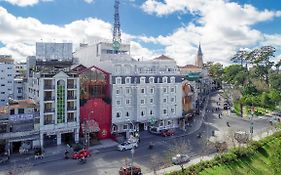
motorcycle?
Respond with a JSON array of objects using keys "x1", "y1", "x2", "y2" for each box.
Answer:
[
  {"x1": 79, "y1": 157, "x2": 87, "y2": 164},
  {"x1": 226, "y1": 122, "x2": 230, "y2": 127}
]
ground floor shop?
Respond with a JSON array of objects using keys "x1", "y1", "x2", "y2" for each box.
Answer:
[{"x1": 40, "y1": 128, "x2": 79, "y2": 148}]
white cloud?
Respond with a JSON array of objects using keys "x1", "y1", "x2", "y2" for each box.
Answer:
[
  {"x1": 139, "y1": 0, "x2": 281, "y2": 66},
  {"x1": 83, "y1": 0, "x2": 94, "y2": 4},
  {"x1": 4, "y1": 0, "x2": 52, "y2": 7},
  {"x1": 0, "y1": 6, "x2": 155, "y2": 62}
]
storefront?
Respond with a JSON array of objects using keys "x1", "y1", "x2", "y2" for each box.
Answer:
[{"x1": 41, "y1": 128, "x2": 78, "y2": 147}]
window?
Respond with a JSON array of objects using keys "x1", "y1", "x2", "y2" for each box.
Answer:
[
  {"x1": 162, "y1": 77, "x2": 168, "y2": 83},
  {"x1": 141, "y1": 111, "x2": 145, "y2": 117},
  {"x1": 141, "y1": 88, "x2": 145, "y2": 94},
  {"x1": 7, "y1": 81, "x2": 12, "y2": 83},
  {"x1": 171, "y1": 87, "x2": 175, "y2": 93},
  {"x1": 1, "y1": 84, "x2": 5, "y2": 87},
  {"x1": 140, "y1": 77, "x2": 146, "y2": 84},
  {"x1": 125, "y1": 77, "x2": 131, "y2": 84},
  {"x1": 171, "y1": 108, "x2": 175, "y2": 114},
  {"x1": 167, "y1": 120, "x2": 172, "y2": 126},
  {"x1": 171, "y1": 97, "x2": 175, "y2": 103},
  {"x1": 116, "y1": 100, "x2": 121, "y2": 105},
  {"x1": 18, "y1": 89, "x2": 22, "y2": 93},
  {"x1": 163, "y1": 98, "x2": 167, "y2": 103},
  {"x1": 10, "y1": 109, "x2": 15, "y2": 115},
  {"x1": 150, "y1": 110, "x2": 153, "y2": 115},
  {"x1": 126, "y1": 88, "x2": 131, "y2": 94},
  {"x1": 44, "y1": 115, "x2": 53, "y2": 125},
  {"x1": 123, "y1": 124, "x2": 128, "y2": 130},
  {"x1": 18, "y1": 108, "x2": 24, "y2": 114},
  {"x1": 116, "y1": 77, "x2": 122, "y2": 84},
  {"x1": 163, "y1": 109, "x2": 167, "y2": 115},
  {"x1": 7, "y1": 74, "x2": 12, "y2": 77},
  {"x1": 0, "y1": 92, "x2": 4, "y2": 94},
  {"x1": 150, "y1": 88, "x2": 154, "y2": 94},
  {"x1": 116, "y1": 112, "x2": 121, "y2": 118},
  {"x1": 67, "y1": 113, "x2": 75, "y2": 122},
  {"x1": 125, "y1": 99, "x2": 130, "y2": 105},
  {"x1": 163, "y1": 87, "x2": 167, "y2": 93},
  {"x1": 150, "y1": 98, "x2": 154, "y2": 104},
  {"x1": 126, "y1": 112, "x2": 130, "y2": 117},
  {"x1": 116, "y1": 89, "x2": 120, "y2": 95},
  {"x1": 170, "y1": 77, "x2": 175, "y2": 83},
  {"x1": 149, "y1": 77, "x2": 154, "y2": 83},
  {"x1": 140, "y1": 99, "x2": 145, "y2": 105}
]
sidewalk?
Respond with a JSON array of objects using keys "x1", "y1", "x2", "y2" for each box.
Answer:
[{"x1": 3, "y1": 139, "x2": 119, "y2": 167}]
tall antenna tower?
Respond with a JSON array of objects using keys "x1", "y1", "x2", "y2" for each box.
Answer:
[{"x1": 112, "y1": 0, "x2": 121, "y2": 51}]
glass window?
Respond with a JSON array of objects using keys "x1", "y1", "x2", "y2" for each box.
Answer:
[
  {"x1": 57, "y1": 80, "x2": 65, "y2": 124},
  {"x1": 116, "y1": 89, "x2": 120, "y2": 95},
  {"x1": 116, "y1": 100, "x2": 121, "y2": 105},
  {"x1": 163, "y1": 98, "x2": 167, "y2": 103},
  {"x1": 141, "y1": 88, "x2": 145, "y2": 94},
  {"x1": 171, "y1": 97, "x2": 175, "y2": 103},
  {"x1": 125, "y1": 77, "x2": 131, "y2": 84},
  {"x1": 44, "y1": 115, "x2": 53, "y2": 125},
  {"x1": 150, "y1": 98, "x2": 154, "y2": 104},
  {"x1": 163, "y1": 109, "x2": 167, "y2": 115},
  {"x1": 150, "y1": 88, "x2": 154, "y2": 94},
  {"x1": 170, "y1": 77, "x2": 175, "y2": 83},
  {"x1": 150, "y1": 110, "x2": 153, "y2": 115},
  {"x1": 162, "y1": 77, "x2": 168, "y2": 83},
  {"x1": 123, "y1": 125, "x2": 128, "y2": 130},
  {"x1": 125, "y1": 99, "x2": 130, "y2": 105},
  {"x1": 67, "y1": 113, "x2": 75, "y2": 122},
  {"x1": 140, "y1": 99, "x2": 145, "y2": 105},
  {"x1": 171, "y1": 108, "x2": 175, "y2": 114},
  {"x1": 149, "y1": 77, "x2": 154, "y2": 83},
  {"x1": 18, "y1": 108, "x2": 24, "y2": 114},
  {"x1": 163, "y1": 87, "x2": 167, "y2": 93},
  {"x1": 126, "y1": 112, "x2": 130, "y2": 117},
  {"x1": 141, "y1": 111, "x2": 145, "y2": 117},
  {"x1": 140, "y1": 77, "x2": 146, "y2": 84},
  {"x1": 171, "y1": 87, "x2": 175, "y2": 93},
  {"x1": 116, "y1": 112, "x2": 120, "y2": 118},
  {"x1": 126, "y1": 88, "x2": 131, "y2": 94},
  {"x1": 116, "y1": 77, "x2": 122, "y2": 84}
]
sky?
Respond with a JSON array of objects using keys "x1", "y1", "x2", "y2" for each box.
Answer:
[{"x1": 0, "y1": 0, "x2": 280, "y2": 66}]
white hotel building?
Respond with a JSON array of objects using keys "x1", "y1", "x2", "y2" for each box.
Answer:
[
  {"x1": 27, "y1": 43, "x2": 80, "y2": 147},
  {"x1": 74, "y1": 42, "x2": 183, "y2": 136}
]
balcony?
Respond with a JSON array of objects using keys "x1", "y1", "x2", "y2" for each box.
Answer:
[
  {"x1": 44, "y1": 96, "x2": 55, "y2": 101},
  {"x1": 44, "y1": 85, "x2": 55, "y2": 90},
  {"x1": 67, "y1": 96, "x2": 77, "y2": 100},
  {"x1": 67, "y1": 107, "x2": 77, "y2": 111},
  {"x1": 44, "y1": 120, "x2": 55, "y2": 125},
  {"x1": 44, "y1": 108, "x2": 55, "y2": 113},
  {"x1": 67, "y1": 84, "x2": 77, "y2": 89}
]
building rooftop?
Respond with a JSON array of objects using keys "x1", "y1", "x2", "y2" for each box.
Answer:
[
  {"x1": 8, "y1": 99, "x2": 37, "y2": 110},
  {"x1": 153, "y1": 55, "x2": 174, "y2": 61}
]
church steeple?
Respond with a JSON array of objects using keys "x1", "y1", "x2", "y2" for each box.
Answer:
[{"x1": 195, "y1": 43, "x2": 203, "y2": 68}]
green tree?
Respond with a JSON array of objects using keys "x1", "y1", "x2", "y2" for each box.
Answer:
[
  {"x1": 268, "y1": 89, "x2": 281, "y2": 106},
  {"x1": 269, "y1": 73, "x2": 281, "y2": 91},
  {"x1": 270, "y1": 140, "x2": 281, "y2": 175},
  {"x1": 223, "y1": 65, "x2": 246, "y2": 85}
]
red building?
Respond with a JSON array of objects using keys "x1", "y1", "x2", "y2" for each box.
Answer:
[{"x1": 73, "y1": 65, "x2": 111, "y2": 140}]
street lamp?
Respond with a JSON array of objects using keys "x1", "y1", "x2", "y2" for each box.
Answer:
[
  {"x1": 131, "y1": 147, "x2": 135, "y2": 175},
  {"x1": 85, "y1": 110, "x2": 94, "y2": 147}
]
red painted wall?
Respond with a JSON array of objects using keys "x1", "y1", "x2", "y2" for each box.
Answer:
[{"x1": 80, "y1": 98, "x2": 112, "y2": 139}]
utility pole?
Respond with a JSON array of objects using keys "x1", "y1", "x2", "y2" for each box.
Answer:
[{"x1": 131, "y1": 148, "x2": 135, "y2": 175}]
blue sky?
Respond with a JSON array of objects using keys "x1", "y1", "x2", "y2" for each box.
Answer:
[{"x1": 0, "y1": 0, "x2": 280, "y2": 65}]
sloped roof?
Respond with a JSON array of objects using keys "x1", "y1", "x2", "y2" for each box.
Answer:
[{"x1": 153, "y1": 55, "x2": 174, "y2": 61}]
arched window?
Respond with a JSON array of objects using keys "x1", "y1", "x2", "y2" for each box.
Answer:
[{"x1": 56, "y1": 80, "x2": 65, "y2": 123}]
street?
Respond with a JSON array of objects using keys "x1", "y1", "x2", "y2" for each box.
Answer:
[{"x1": 0, "y1": 92, "x2": 273, "y2": 175}]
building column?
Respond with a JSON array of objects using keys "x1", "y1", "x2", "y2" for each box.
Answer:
[
  {"x1": 74, "y1": 129, "x2": 79, "y2": 143},
  {"x1": 40, "y1": 133, "x2": 44, "y2": 149},
  {"x1": 57, "y1": 133, "x2": 61, "y2": 145}
]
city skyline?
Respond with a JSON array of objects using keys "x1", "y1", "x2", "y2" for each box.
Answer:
[{"x1": 0, "y1": 0, "x2": 280, "y2": 65}]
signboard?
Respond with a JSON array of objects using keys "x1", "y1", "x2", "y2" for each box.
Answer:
[
  {"x1": 9, "y1": 113, "x2": 34, "y2": 122},
  {"x1": 46, "y1": 129, "x2": 74, "y2": 136},
  {"x1": 81, "y1": 120, "x2": 100, "y2": 133}
]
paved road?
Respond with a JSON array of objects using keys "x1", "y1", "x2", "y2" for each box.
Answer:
[{"x1": 0, "y1": 92, "x2": 273, "y2": 175}]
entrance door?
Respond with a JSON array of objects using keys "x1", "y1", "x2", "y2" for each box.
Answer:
[
  {"x1": 139, "y1": 123, "x2": 145, "y2": 131},
  {"x1": 61, "y1": 133, "x2": 74, "y2": 145}
]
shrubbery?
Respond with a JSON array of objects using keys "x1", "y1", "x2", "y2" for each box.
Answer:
[{"x1": 167, "y1": 130, "x2": 281, "y2": 175}]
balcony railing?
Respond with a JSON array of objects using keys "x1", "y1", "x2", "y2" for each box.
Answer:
[
  {"x1": 44, "y1": 120, "x2": 55, "y2": 125},
  {"x1": 67, "y1": 96, "x2": 77, "y2": 100},
  {"x1": 44, "y1": 85, "x2": 55, "y2": 90},
  {"x1": 67, "y1": 107, "x2": 77, "y2": 111},
  {"x1": 44, "y1": 108, "x2": 55, "y2": 113},
  {"x1": 67, "y1": 84, "x2": 77, "y2": 89},
  {"x1": 44, "y1": 96, "x2": 55, "y2": 101}
]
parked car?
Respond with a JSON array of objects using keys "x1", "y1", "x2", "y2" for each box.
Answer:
[
  {"x1": 148, "y1": 127, "x2": 162, "y2": 134},
  {"x1": 72, "y1": 149, "x2": 91, "y2": 159},
  {"x1": 161, "y1": 129, "x2": 175, "y2": 137},
  {"x1": 117, "y1": 142, "x2": 138, "y2": 151},
  {"x1": 119, "y1": 166, "x2": 142, "y2": 175},
  {"x1": 172, "y1": 154, "x2": 190, "y2": 165}
]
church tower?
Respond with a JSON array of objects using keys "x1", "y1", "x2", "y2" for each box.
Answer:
[{"x1": 195, "y1": 43, "x2": 203, "y2": 68}]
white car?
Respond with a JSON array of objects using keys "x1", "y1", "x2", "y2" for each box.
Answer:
[
  {"x1": 117, "y1": 142, "x2": 138, "y2": 151},
  {"x1": 172, "y1": 154, "x2": 190, "y2": 165}
]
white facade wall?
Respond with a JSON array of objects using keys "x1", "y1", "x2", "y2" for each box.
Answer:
[
  {"x1": 0, "y1": 59, "x2": 15, "y2": 106},
  {"x1": 27, "y1": 71, "x2": 80, "y2": 147}
]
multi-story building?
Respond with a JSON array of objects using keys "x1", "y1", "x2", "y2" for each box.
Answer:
[
  {"x1": 0, "y1": 99, "x2": 39, "y2": 155},
  {"x1": 15, "y1": 62, "x2": 26, "y2": 78},
  {"x1": 26, "y1": 42, "x2": 80, "y2": 147},
  {"x1": 13, "y1": 78, "x2": 24, "y2": 100},
  {"x1": 0, "y1": 55, "x2": 15, "y2": 106},
  {"x1": 74, "y1": 43, "x2": 183, "y2": 138}
]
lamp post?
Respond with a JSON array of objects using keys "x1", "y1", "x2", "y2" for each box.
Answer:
[
  {"x1": 131, "y1": 147, "x2": 135, "y2": 175},
  {"x1": 85, "y1": 110, "x2": 94, "y2": 147}
]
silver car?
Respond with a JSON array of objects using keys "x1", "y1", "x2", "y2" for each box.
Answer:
[
  {"x1": 172, "y1": 154, "x2": 190, "y2": 165},
  {"x1": 117, "y1": 142, "x2": 138, "y2": 151}
]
